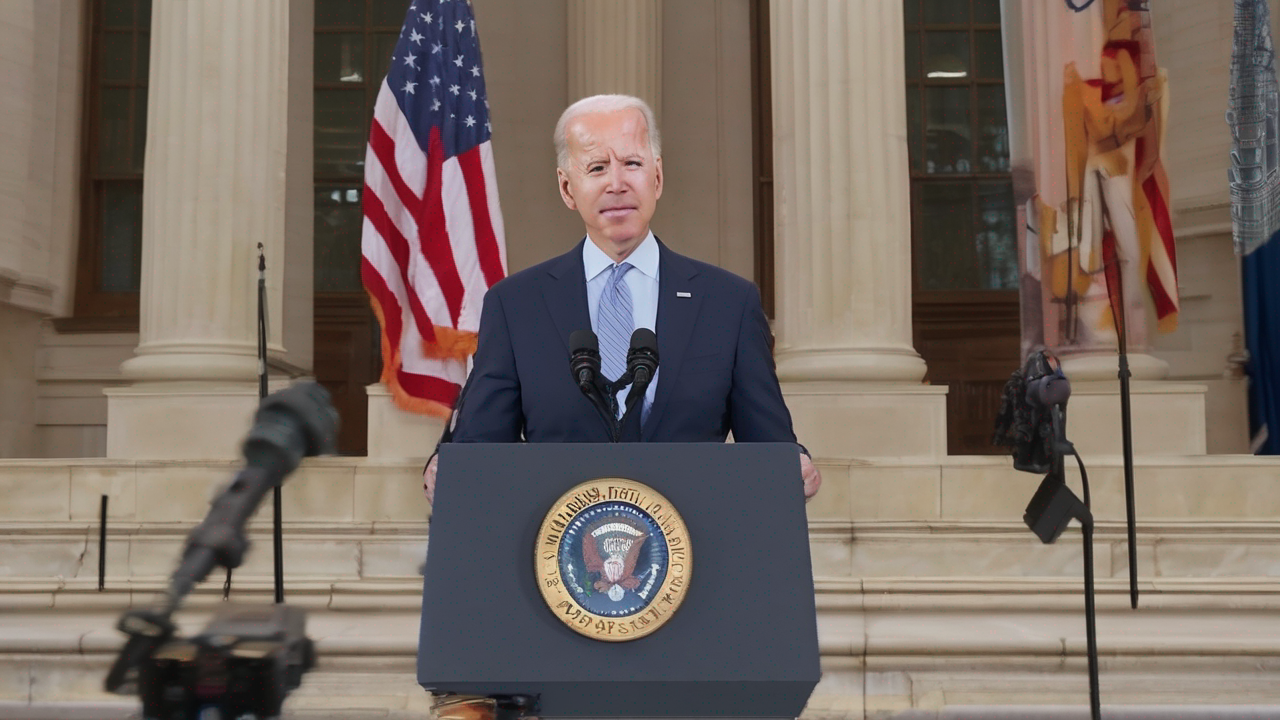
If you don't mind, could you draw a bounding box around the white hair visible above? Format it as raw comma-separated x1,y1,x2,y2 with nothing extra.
553,94,661,169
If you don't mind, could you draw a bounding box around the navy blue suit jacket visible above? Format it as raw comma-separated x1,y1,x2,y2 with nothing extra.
448,239,798,445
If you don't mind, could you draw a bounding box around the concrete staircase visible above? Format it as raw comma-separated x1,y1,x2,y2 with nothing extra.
2,454,1280,717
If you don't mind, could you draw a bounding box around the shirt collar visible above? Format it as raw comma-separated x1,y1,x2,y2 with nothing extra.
583,230,659,283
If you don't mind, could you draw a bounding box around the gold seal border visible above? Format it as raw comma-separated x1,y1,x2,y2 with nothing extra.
535,477,692,642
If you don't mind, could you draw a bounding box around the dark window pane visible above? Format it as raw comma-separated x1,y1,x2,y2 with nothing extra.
374,0,411,27
974,0,1001,23
923,0,967,25
907,89,923,172
97,87,133,173
905,32,921,80
138,32,150,82
99,183,143,292
974,30,1004,79
916,183,976,290
315,33,365,83
315,186,365,292
925,86,971,173
316,0,363,28
975,182,1017,289
904,0,921,27
374,32,400,82
924,31,969,79
132,89,147,172
101,0,134,28
975,86,1010,172
315,89,367,177
101,32,134,82
138,0,151,23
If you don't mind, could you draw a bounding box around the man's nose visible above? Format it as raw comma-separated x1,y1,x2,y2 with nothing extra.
604,163,626,191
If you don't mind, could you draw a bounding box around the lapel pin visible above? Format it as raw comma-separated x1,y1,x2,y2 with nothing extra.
676,291,692,298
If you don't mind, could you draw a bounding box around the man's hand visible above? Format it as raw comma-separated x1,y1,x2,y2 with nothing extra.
423,455,439,505
801,453,821,500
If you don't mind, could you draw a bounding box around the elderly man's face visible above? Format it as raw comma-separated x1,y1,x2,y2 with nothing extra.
557,108,663,262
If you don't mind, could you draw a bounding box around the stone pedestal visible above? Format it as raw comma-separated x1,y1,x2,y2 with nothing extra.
1065,381,1208,457
769,0,943,458
366,384,445,461
106,0,313,459
1057,352,1206,456
783,382,948,459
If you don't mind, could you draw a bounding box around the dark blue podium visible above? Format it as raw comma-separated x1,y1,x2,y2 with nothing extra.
417,442,820,718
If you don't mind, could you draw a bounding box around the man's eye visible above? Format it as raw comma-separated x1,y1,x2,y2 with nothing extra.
588,165,604,173
627,161,642,167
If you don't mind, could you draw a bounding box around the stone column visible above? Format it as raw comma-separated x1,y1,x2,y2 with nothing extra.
567,0,661,116
769,0,945,458
106,0,313,459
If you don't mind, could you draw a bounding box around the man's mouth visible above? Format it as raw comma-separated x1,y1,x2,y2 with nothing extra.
600,207,636,218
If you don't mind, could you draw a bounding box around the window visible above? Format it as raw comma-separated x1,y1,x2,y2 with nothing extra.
903,0,1016,294
314,0,407,293
313,0,407,455
70,0,151,324
750,0,774,318
904,0,1020,455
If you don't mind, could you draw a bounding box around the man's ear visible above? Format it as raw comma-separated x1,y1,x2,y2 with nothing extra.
653,157,663,201
557,167,577,210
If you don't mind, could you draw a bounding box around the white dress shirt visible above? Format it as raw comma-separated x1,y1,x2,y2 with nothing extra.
584,231,660,422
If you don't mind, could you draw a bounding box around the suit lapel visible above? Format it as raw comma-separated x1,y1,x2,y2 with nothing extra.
643,240,702,440
540,240,592,356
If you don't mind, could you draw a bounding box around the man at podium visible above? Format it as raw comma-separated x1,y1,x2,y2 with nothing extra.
424,94,820,504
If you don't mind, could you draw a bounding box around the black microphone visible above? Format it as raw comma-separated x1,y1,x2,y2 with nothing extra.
1027,372,1071,408
569,329,618,441
625,328,659,387
618,329,660,440
569,329,602,393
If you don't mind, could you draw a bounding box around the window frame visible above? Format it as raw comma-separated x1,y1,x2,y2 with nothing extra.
67,0,151,328
903,0,1017,305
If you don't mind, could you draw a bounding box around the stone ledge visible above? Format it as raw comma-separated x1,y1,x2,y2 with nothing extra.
8,575,1280,614
2,454,1279,525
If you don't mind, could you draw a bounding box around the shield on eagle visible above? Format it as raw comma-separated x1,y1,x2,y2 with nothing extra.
582,517,650,602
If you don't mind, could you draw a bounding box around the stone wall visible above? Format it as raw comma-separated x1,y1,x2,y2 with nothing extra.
1149,0,1251,453
0,1,84,458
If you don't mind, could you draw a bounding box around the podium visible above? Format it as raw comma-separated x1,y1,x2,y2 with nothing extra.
418,442,821,718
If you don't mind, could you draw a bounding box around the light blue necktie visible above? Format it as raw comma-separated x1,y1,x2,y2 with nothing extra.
597,262,634,386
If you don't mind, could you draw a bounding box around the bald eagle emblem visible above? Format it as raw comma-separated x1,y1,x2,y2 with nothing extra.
583,517,650,602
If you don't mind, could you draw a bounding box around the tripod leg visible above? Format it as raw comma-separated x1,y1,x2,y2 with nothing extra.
1082,521,1101,720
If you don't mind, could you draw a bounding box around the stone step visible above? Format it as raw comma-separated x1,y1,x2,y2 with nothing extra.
2,454,1279,530
5,517,1280,585
6,598,1280,715
7,700,1280,720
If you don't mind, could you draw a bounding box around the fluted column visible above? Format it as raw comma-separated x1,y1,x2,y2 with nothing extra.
770,0,926,383
108,0,312,459
567,0,661,117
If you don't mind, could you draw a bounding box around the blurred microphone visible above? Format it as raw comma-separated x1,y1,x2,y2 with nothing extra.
1027,371,1071,408
625,328,659,387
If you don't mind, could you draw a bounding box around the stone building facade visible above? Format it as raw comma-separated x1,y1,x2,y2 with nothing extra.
0,1,1277,716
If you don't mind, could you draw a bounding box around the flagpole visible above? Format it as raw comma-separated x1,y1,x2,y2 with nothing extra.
1117,297,1138,610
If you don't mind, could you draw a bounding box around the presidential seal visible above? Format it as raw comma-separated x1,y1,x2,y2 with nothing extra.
535,478,691,642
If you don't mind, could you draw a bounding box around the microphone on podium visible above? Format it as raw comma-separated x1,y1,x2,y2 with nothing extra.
619,329,660,439
569,329,617,440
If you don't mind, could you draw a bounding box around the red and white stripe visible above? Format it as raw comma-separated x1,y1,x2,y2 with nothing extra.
361,81,507,416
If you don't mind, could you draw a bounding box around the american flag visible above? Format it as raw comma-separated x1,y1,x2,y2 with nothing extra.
362,0,507,417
